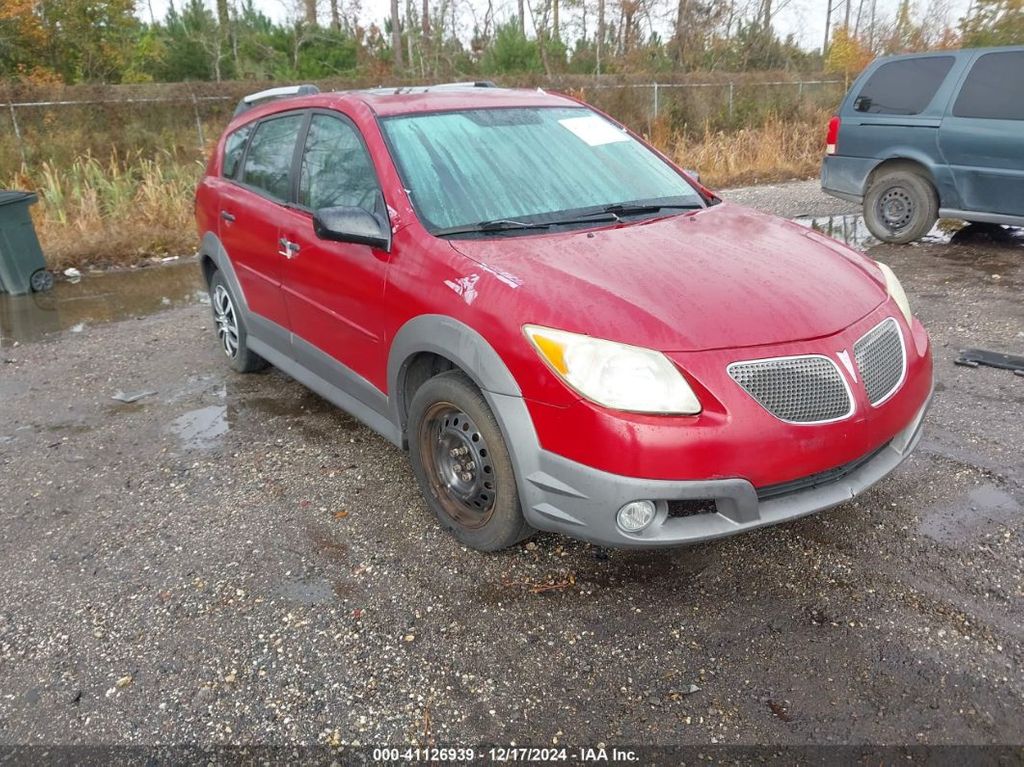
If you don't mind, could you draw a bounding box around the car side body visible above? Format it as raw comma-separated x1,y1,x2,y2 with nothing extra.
196,84,933,550
822,46,1024,243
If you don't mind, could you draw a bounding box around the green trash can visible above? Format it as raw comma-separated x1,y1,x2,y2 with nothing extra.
0,190,53,296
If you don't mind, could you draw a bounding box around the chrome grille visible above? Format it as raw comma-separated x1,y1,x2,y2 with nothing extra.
728,356,852,424
855,318,905,405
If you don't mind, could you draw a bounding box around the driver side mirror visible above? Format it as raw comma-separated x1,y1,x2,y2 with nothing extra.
313,206,392,252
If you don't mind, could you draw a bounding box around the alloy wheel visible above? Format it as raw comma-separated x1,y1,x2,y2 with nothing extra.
213,284,240,359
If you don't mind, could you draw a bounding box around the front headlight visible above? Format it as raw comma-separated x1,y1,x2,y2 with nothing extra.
524,325,701,414
876,262,912,324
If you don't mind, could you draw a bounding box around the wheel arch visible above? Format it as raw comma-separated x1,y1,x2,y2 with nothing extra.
197,231,250,312
865,156,938,193
387,315,522,448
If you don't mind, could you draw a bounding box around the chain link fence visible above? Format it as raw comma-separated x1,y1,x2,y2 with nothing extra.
1,76,846,176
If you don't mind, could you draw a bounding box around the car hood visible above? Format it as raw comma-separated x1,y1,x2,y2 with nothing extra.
448,202,887,352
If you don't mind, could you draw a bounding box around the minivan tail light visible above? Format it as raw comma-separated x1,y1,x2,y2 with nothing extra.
826,115,841,155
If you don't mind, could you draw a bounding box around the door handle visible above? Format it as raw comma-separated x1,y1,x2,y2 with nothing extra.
277,237,300,259
220,210,236,223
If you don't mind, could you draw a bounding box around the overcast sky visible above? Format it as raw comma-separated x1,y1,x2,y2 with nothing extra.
138,0,975,54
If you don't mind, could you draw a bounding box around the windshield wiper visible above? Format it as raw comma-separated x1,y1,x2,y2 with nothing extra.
435,219,548,236
436,213,618,237
601,202,701,217
434,204,697,238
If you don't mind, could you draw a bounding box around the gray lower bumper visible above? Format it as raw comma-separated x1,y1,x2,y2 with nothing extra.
488,389,931,549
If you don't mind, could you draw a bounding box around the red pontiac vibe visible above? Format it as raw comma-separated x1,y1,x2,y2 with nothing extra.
195,83,934,551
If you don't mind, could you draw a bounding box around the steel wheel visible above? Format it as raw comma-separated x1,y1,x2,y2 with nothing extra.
418,401,496,530
877,187,914,233
212,284,240,359
863,169,938,245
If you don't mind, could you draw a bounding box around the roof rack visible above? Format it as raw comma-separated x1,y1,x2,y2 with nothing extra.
431,81,498,89
233,84,320,117
363,81,499,95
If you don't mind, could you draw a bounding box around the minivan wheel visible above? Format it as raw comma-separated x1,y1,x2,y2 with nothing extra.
863,170,938,244
208,270,267,373
408,371,532,552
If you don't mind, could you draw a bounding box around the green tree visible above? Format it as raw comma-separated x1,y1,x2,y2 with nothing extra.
481,21,542,73
961,0,1024,45
145,0,227,81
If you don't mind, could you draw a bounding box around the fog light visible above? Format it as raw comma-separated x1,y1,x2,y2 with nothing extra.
617,500,656,533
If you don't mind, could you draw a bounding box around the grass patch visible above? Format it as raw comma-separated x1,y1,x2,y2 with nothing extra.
9,151,204,270
668,111,827,188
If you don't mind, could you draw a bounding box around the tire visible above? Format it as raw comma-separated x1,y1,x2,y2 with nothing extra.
208,270,267,373
408,370,532,551
863,169,939,244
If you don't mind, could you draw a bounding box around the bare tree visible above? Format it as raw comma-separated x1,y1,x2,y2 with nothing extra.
330,0,341,29
597,0,605,72
304,0,317,26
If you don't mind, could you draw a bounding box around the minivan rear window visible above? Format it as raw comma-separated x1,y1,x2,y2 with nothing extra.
953,51,1024,121
853,56,955,115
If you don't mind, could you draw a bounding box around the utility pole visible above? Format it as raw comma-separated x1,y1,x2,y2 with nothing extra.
869,0,877,50
823,0,833,56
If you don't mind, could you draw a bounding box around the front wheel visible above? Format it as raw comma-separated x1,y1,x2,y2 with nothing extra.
408,371,532,551
863,170,938,244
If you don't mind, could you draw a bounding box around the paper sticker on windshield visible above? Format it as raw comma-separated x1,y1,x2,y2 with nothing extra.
558,115,631,146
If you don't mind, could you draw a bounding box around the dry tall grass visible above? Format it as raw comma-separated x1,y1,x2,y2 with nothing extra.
8,112,826,269
9,152,203,270
669,111,828,188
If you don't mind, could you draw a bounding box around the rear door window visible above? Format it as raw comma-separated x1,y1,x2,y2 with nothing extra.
239,113,306,201
853,56,955,115
953,51,1024,120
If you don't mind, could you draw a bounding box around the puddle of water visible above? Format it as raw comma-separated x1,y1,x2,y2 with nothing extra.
0,260,205,347
167,404,229,450
918,483,1022,545
792,214,954,250
794,214,1024,253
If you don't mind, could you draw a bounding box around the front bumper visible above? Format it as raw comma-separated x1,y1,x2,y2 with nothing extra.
490,384,932,549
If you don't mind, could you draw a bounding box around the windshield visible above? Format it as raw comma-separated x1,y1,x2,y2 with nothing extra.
379,106,704,234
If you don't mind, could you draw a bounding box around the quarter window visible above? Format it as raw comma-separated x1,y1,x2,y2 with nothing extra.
222,124,252,179
239,113,305,201
298,114,381,211
854,56,954,115
953,51,1024,120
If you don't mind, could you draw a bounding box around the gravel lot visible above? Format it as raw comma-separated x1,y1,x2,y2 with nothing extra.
1,182,1021,748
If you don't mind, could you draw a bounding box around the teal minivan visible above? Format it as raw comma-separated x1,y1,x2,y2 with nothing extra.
821,46,1024,244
